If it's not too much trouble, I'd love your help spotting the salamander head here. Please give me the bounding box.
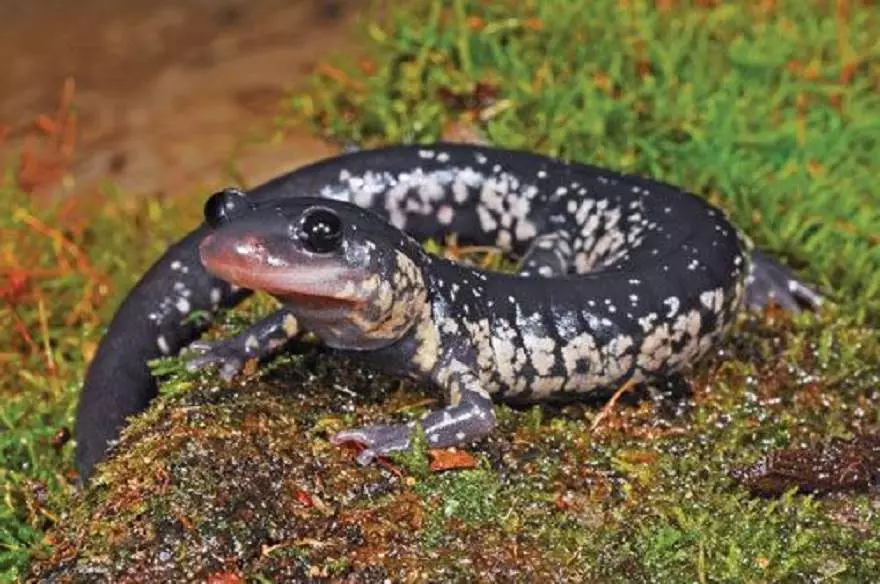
[199,193,429,350]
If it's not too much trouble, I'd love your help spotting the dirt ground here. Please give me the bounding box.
[0,0,367,198]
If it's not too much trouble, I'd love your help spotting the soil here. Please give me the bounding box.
[0,0,367,198]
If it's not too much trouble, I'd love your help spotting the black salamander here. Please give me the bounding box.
[74,143,822,478]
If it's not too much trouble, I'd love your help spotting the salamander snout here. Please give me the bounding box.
[198,209,356,299]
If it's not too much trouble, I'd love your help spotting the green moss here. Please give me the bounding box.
[22,301,880,581]
[631,493,874,582]
[0,180,205,579]
[416,466,501,542]
[390,423,432,478]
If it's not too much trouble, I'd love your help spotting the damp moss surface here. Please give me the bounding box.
[4,1,880,582]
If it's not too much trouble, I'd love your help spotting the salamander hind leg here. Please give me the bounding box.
[745,250,823,312]
[331,364,496,465]
[184,309,302,380]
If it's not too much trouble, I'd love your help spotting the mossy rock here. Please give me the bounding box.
[28,350,422,581]
[27,308,880,582]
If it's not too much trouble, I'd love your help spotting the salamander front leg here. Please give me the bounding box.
[184,309,301,380]
[331,366,496,465]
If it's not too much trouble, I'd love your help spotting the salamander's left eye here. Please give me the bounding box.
[204,188,252,228]
[299,207,343,253]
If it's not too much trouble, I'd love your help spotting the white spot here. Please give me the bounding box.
[477,206,498,231]
[637,312,659,332]
[700,288,724,313]
[496,230,512,249]
[437,205,454,225]
[663,296,680,318]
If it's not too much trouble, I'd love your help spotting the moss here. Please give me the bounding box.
[389,423,432,478]
[416,466,501,547]
[28,305,880,581]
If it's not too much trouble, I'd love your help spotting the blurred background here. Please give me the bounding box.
[0,0,364,199]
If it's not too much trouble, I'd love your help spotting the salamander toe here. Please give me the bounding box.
[745,250,823,312]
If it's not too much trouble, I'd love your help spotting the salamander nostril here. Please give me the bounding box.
[203,188,252,228]
[298,206,343,253]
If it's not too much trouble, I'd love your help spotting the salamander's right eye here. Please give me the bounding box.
[204,188,252,228]
[298,207,343,254]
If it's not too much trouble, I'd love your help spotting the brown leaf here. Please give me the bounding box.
[732,434,880,497]
[429,448,477,472]
[294,489,313,507]
[206,573,244,584]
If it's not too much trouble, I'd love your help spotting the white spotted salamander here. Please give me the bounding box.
[74,143,822,479]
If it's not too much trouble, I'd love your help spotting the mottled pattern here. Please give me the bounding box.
[298,147,749,399]
[75,143,819,479]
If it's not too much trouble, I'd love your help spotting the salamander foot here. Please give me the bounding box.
[183,309,301,380]
[332,366,497,465]
[184,339,250,381]
[331,423,416,465]
[745,250,823,312]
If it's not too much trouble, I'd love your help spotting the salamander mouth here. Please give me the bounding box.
[199,233,365,307]
[273,289,364,310]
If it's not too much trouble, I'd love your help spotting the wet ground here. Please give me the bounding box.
[0,0,366,197]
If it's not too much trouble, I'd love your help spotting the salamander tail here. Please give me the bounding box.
[74,228,248,483]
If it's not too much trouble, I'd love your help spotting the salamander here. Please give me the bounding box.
[74,143,822,479]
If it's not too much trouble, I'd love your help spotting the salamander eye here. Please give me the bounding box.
[298,207,343,253]
[204,188,251,228]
